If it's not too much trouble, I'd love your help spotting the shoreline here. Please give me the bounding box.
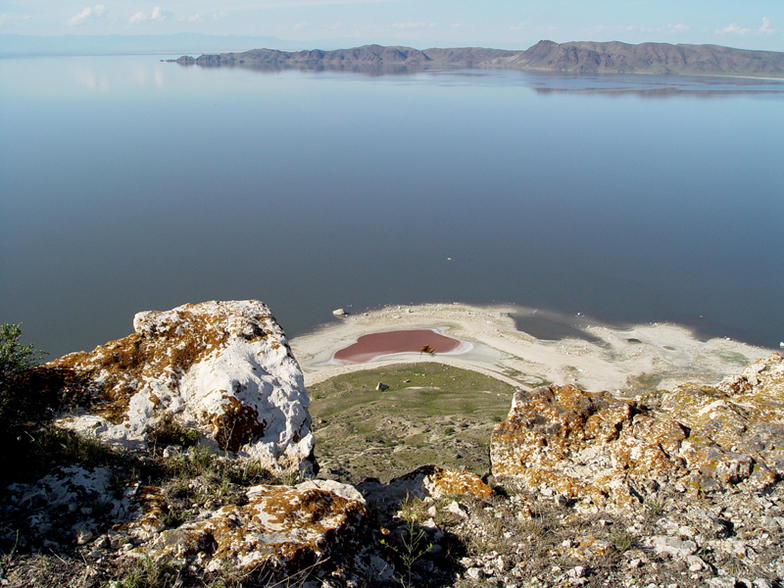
[289,302,774,394]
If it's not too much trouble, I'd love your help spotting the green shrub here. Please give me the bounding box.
[0,323,46,426]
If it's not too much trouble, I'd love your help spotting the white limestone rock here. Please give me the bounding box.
[45,300,315,475]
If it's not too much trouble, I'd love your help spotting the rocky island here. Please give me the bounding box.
[1,300,783,587]
[173,41,784,78]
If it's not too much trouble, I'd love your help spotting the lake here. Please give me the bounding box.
[1,54,783,358]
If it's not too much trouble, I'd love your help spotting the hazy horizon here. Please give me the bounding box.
[1,0,781,52]
[3,34,783,64]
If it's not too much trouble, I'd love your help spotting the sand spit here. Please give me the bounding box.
[290,302,773,393]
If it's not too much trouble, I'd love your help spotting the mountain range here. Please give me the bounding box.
[175,40,784,78]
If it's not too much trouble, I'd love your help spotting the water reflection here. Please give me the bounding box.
[175,58,784,97]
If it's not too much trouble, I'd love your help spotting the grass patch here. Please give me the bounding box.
[308,363,515,483]
[115,556,182,588]
[148,412,199,449]
[37,427,117,465]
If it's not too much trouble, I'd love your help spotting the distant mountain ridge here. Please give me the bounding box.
[175,40,784,78]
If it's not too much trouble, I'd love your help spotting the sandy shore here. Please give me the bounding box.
[290,302,774,394]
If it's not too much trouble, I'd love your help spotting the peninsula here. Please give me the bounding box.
[174,40,784,78]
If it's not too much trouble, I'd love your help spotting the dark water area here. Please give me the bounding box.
[510,311,608,345]
[1,55,783,359]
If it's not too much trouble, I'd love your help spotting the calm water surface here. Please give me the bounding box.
[1,55,783,358]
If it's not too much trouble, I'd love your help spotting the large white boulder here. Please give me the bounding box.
[46,300,315,475]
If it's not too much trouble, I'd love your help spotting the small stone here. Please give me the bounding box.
[162,445,182,458]
[94,535,112,549]
[376,383,389,392]
[706,578,737,588]
[332,308,346,317]
[466,567,484,580]
[652,536,697,559]
[753,580,773,588]
[76,528,94,545]
[686,555,705,571]
[447,501,468,518]
[567,566,586,578]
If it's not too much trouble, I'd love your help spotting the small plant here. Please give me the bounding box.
[148,412,199,449]
[38,427,115,464]
[277,469,305,486]
[117,556,181,588]
[444,426,455,436]
[645,497,666,517]
[227,458,274,485]
[163,445,216,480]
[611,529,637,552]
[381,513,432,588]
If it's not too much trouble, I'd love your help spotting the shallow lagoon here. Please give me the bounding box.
[1,55,783,357]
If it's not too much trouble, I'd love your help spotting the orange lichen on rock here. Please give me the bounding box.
[424,467,494,499]
[132,480,368,572]
[491,353,784,512]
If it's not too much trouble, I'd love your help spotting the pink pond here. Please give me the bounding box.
[332,329,471,364]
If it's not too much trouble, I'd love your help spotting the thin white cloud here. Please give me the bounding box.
[716,22,751,35]
[129,6,171,25]
[236,0,406,6]
[510,22,526,31]
[759,17,774,34]
[390,21,427,30]
[212,11,227,20]
[668,23,690,32]
[67,5,106,26]
[186,14,203,22]
[0,13,31,27]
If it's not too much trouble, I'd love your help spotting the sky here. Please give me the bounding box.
[1,0,783,51]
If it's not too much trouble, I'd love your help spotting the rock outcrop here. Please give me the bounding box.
[357,464,493,522]
[39,300,315,475]
[4,312,783,587]
[491,353,784,512]
[128,479,368,574]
